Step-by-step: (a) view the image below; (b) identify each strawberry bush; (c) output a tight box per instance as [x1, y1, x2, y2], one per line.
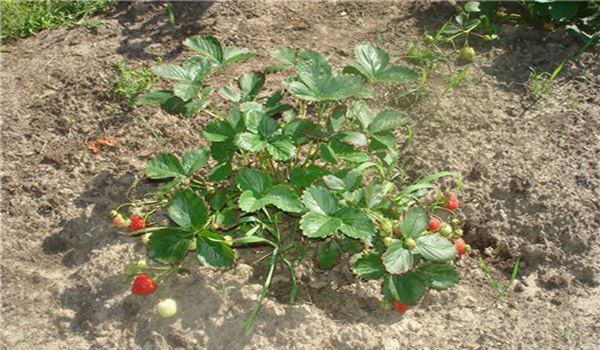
[111, 35, 469, 330]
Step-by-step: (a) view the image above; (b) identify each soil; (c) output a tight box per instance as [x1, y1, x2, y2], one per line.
[2, 1, 599, 350]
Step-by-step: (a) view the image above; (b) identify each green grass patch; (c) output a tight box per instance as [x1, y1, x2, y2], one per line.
[1, 0, 116, 43]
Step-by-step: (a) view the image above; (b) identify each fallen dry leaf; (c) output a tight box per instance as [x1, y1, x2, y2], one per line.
[88, 136, 118, 154]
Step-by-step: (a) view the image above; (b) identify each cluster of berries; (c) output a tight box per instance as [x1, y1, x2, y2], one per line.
[111, 211, 151, 232]
[111, 211, 176, 318]
[392, 194, 469, 314]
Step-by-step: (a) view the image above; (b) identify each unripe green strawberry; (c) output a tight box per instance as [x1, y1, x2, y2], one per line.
[460, 47, 476, 62]
[211, 222, 220, 230]
[454, 229, 463, 237]
[224, 235, 234, 247]
[188, 237, 197, 251]
[141, 233, 152, 245]
[450, 218, 461, 227]
[383, 237, 394, 247]
[405, 238, 417, 249]
[381, 221, 393, 235]
[113, 214, 131, 229]
[155, 298, 178, 318]
[439, 223, 453, 237]
[424, 34, 434, 44]
[135, 260, 147, 269]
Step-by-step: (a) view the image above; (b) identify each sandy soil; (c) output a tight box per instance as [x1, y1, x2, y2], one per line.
[2, 1, 599, 349]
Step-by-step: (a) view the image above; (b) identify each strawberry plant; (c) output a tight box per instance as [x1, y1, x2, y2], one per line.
[113, 35, 468, 331]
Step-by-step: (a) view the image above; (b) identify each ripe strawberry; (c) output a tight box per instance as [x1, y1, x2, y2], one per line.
[128, 215, 147, 232]
[391, 301, 410, 313]
[427, 218, 441, 231]
[455, 237, 467, 255]
[131, 274, 156, 295]
[445, 195, 459, 211]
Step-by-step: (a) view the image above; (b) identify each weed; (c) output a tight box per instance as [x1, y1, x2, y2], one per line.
[526, 60, 565, 100]
[113, 60, 159, 106]
[480, 257, 520, 298]
[165, 2, 176, 34]
[0, 0, 116, 43]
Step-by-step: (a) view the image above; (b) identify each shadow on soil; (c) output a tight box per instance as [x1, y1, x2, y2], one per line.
[110, 1, 213, 61]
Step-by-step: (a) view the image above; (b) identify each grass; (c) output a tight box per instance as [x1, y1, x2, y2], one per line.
[0, 0, 116, 43]
[480, 257, 520, 298]
[526, 59, 566, 100]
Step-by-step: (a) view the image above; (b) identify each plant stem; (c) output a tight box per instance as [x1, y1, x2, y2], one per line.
[243, 247, 279, 334]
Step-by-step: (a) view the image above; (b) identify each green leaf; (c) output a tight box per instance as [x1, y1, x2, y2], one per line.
[215, 209, 239, 229]
[266, 138, 296, 161]
[349, 101, 374, 129]
[182, 149, 208, 175]
[236, 169, 271, 196]
[296, 50, 332, 93]
[173, 81, 202, 101]
[235, 133, 268, 153]
[148, 228, 193, 264]
[349, 42, 418, 84]
[196, 231, 235, 268]
[300, 212, 342, 238]
[264, 185, 304, 213]
[382, 241, 414, 274]
[383, 271, 426, 305]
[443, 23, 462, 34]
[290, 165, 329, 188]
[327, 106, 346, 133]
[334, 207, 376, 239]
[219, 86, 241, 102]
[337, 131, 368, 148]
[146, 153, 185, 179]
[399, 207, 429, 238]
[238, 190, 264, 213]
[364, 183, 384, 209]
[352, 253, 385, 280]
[417, 263, 460, 290]
[257, 115, 278, 138]
[239, 72, 265, 100]
[168, 189, 209, 230]
[368, 109, 410, 134]
[210, 189, 228, 211]
[152, 64, 195, 81]
[136, 90, 174, 105]
[203, 121, 236, 142]
[271, 47, 297, 65]
[207, 161, 232, 182]
[323, 175, 346, 191]
[289, 50, 367, 101]
[303, 186, 338, 215]
[329, 139, 369, 163]
[464, 1, 481, 12]
[184, 35, 223, 66]
[414, 234, 457, 262]
[316, 240, 341, 269]
[224, 46, 257, 64]
[354, 42, 390, 78]
[375, 66, 419, 84]
[240, 102, 267, 133]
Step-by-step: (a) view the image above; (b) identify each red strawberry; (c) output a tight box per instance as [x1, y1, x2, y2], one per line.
[128, 215, 147, 232]
[445, 195, 459, 210]
[455, 237, 467, 255]
[427, 218, 441, 231]
[131, 274, 156, 295]
[391, 301, 410, 313]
